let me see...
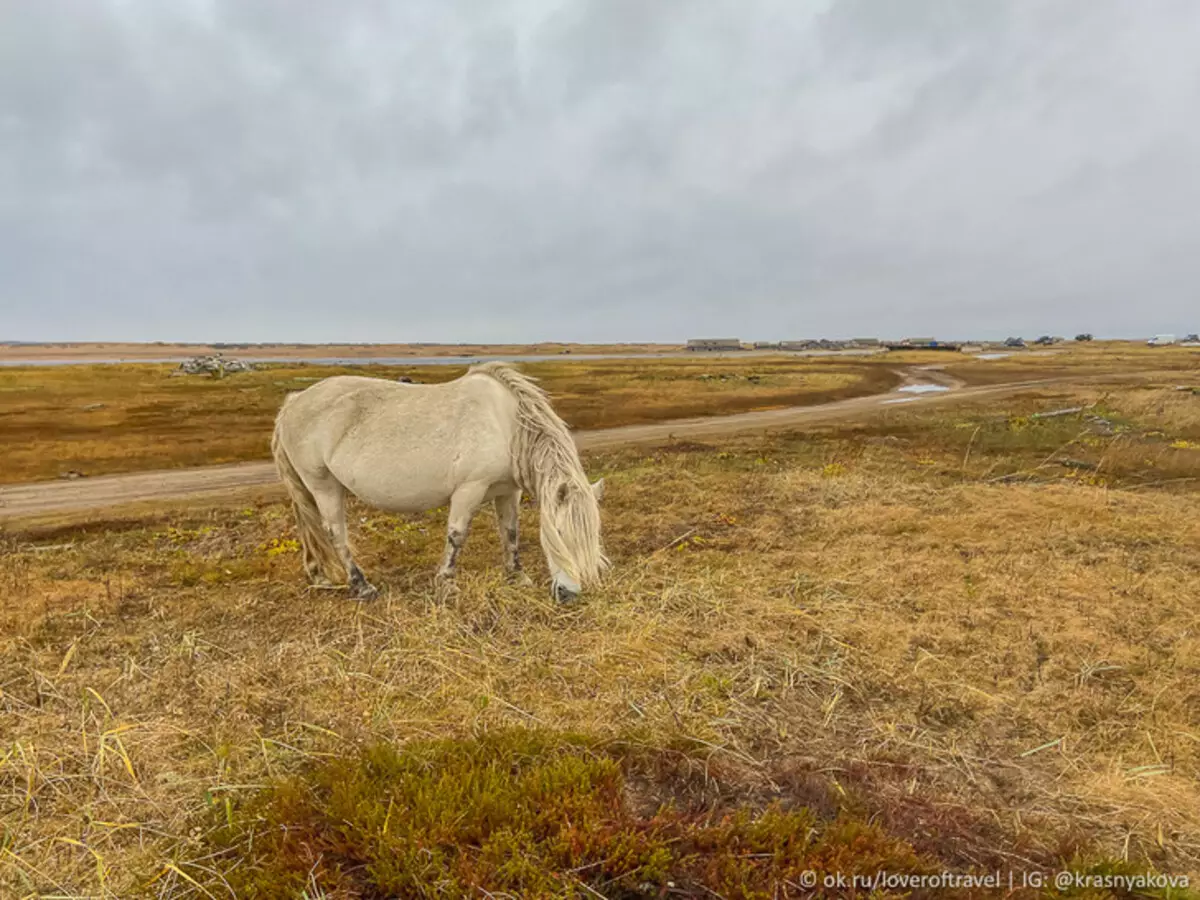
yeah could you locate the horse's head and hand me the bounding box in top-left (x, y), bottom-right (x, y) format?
top-left (540, 477), bottom-right (608, 603)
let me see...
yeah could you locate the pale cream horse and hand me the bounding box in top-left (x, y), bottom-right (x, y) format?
top-left (271, 362), bottom-right (607, 602)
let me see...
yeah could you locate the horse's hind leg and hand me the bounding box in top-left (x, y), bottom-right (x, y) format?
top-left (301, 539), bottom-right (333, 588)
top-left (494, 490), bottom-right (532, 586)
top-left (435, 481), bottom-right (489, 593)
top-left (311, 479), bottom-right (378, 601)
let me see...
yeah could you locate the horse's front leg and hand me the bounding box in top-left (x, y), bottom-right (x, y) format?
top-left (435, 482), bottom-right (489, 595)
top-left (495, 489), bottom-right (533, 587)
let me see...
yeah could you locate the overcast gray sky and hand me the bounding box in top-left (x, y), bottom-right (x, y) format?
top-left (2, 1), bottom-right (1199, 343)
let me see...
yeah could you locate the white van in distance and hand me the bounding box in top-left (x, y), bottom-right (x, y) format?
top-left (1147, 334), bottom-right (1176, 346)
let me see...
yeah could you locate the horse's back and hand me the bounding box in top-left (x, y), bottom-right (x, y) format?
top-left (284, 374), bottom-right (403, 409)
top-left (276, 375), bottom-right (395, 442)
top-left (276, 372), bottom-right (520, 512)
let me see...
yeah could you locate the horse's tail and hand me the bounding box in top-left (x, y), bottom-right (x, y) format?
top-left (469, 362), bottom-right (608, 586)
top-left (272, 396), bottom-right (343, 579)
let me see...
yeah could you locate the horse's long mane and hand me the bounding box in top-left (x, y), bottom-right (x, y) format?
top-left (469, 362), bottom-right (607, 586)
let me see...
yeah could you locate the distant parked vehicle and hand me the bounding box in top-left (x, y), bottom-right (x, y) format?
top-left (1147, 334), bottom-right (1176, 347)
top-left (1004, 337), bottom-right (1026, 348)
top-left (1075, 333), bottom-right (1094, 342)
top-left (687, 338), bottom-right (743, 352)
top-left (1033, 335), bottom-right (1054, 345)
top-left (1182, 333), bottom-right (1199, 343)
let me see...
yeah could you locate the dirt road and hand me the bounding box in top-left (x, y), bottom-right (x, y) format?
top-left (0, 370), bottom-right (1099, 521)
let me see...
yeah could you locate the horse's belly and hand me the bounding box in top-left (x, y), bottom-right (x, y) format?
top-left (353, 483), bottom-right (452, 515)
top-left (333, 456), bottom-right (507, 514)
top-left (325, 416), bottom-right (514, 514)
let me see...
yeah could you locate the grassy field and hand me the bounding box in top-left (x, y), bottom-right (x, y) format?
top-left (0, 357), bottom-right (900, 484)
top-left (2, 364), bottom-right (1199, 896)
top-left (3, 341), bottom-right (1197, 486)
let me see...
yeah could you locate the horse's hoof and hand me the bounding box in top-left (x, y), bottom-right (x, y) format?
top-left (553, 583), bottom-right (579, 605)
top-left (354, 583), bottom-right (380, 602)
top-left (508, 571), bottom-right (534, 588)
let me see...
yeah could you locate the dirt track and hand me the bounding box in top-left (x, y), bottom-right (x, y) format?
top-left (0, 370), bottom-right (1111, 522)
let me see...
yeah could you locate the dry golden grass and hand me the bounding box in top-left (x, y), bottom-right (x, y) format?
top-left (2, 376), bottom-right (1199, 896)
top-left (937, 341), bottom-right (1200, 386)
top-left (3, 341), bottom-right (1195, 485)
top-left (0, 358), bottom-right (897, 484)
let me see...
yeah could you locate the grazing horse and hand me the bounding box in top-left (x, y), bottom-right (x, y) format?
top-left (271, 362), bottom-right (607, 602)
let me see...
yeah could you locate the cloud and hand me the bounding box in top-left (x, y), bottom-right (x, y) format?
top-left (2, 0), bottom-right (1199, 342)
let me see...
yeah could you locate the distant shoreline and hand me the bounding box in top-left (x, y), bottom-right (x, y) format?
top-left (0, 339), bottom-right (1183, 366)
top-left (0, 342), bottom-right (678, 362)
top-left (0, 347), bottom-right (892, 368)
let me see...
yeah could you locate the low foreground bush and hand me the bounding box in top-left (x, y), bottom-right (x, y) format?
top-left (208, 729), bottom-right (1189, 899)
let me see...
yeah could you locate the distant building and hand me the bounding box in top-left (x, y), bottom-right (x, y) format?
top-left (752, 341), bottom-right (781, 350)
top-left (849, 337), bottom-right (880, 347)
top-left (687, 338), bottom-right (743, 351)
top-left (885, 337), bottom-right (962, 351)
top-left (779, 341), bottom-right (816, 351)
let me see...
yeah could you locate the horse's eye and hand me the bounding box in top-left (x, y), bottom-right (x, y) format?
top-left (557, 484), bottom-right (569, 504)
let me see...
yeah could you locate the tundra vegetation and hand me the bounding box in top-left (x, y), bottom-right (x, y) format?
top-left (1, 340), bottom-right (1193, 484)
top-left (1, 345), bottom-right (1199, 897)
top-left (0, 358), bottom-right (899, 484)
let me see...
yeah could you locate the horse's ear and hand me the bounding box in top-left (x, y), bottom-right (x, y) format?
top-left (591, 478), bottom-right (606, 502)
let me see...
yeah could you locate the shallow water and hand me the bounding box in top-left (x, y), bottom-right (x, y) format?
top-left (0, 352), bottom-right (679, 368)
top-left (896, 383), bottom-right (951, 394)
top-left (0, 348), bottom-right (890, 368)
